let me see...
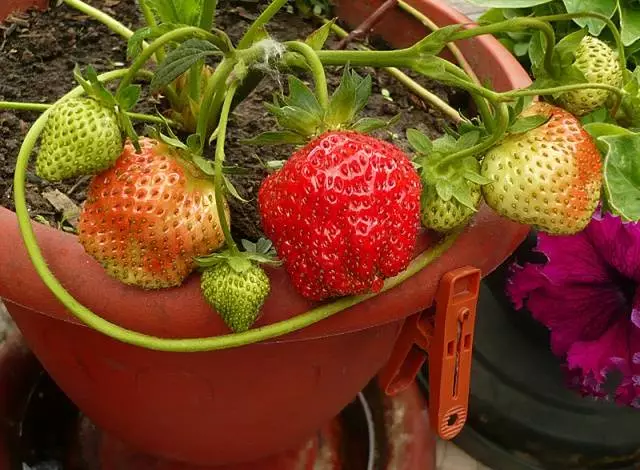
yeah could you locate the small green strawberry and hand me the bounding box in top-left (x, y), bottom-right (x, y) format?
top-left (558, 35), bottom-right (623, 116)
top-left (406, 128), bottom-right (487, 233)
top-left (201, 262), bottom-right (270, 333)
top-left (36, 64), bottom-right (142, 182)
top-left (36, 97), bottom-right (122, 181)
top-left (421, 182), bottom-right (481, 232)
top-left (197, 239), bottom-right (279, 332)
top-left (480, 102), bottom-right (602, 235)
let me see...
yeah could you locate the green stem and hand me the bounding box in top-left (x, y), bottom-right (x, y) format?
top-left (238, 0), bottom-right (289, 49)
top-left (189, 61), bottom-right (204, 102)
top-left (63, 0), bottom-right (136, 41)
top-left (200, 0), bottom-right (218, 31)
top-left (138, 0), bottom-right (166, 63)
top-left (213, 82), bottom-right (239, 255)
top-left (195, 59), bottom-right (236, 148)
top-left (284, 41), bottom-right (329, 110)
top-left (500, 83), bottom-right (624, 100)
top-left (316, 48), bottom-right (417, 68)
top-left (14, 79), bottom-right (460, 351)
top-left (442, 61), bottom-right (497, 132)
top-left (450, 18), bottom-right (556, 79)
top-left (435, 61), bottom-right (501, 103)
top-left (535, 12), bottom-right (626, 72)
top-left (325, 20), bottom-right (463, 124)
top-left (116, 26), bottom-right (215, 96)
top-left (501, 82), bottom-right (625, 116)
top-left (0, 101), bottom-right (181, 127)
top-left (397, 0), bottom-right (480, 86)
top-left (437, 103), bottom-right (510, 168)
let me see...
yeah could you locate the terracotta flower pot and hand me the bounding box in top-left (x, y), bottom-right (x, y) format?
top-left (0, 0), bottom-right (47, 20)
top-left (0, 0), bottom-right (531, 467)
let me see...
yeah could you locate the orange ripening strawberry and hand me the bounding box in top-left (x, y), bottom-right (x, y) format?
top-left (258, 131), bottom-right (422, 301)
top-left (78, 137), bottom-right (228, 289)
top-left (481, 102), bottom-right (602, 235)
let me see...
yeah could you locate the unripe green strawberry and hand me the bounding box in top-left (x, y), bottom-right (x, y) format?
top-left (421, 183), bottom-right (481, 233)
top-left (201, 262), bottom-right (270, 333)
top-left (481, 102), bottom-right (602, 235)
top-left (36, 97), bottom-right (123, 181)
top-left (558, 36), bottom-right (623, 116)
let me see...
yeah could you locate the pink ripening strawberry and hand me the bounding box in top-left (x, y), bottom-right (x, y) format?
top-left (258, 130), bottom-right (422, 301)
top-left (78, 137), bottom-right (228, 289)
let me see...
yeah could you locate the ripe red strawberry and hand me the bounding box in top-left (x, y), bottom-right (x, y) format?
top-left (258, 131), bottom-right (422, 301)
top-left (78, 137), bottom-right (228, 289)
top-left (481, 102), bottom-right (602, 235)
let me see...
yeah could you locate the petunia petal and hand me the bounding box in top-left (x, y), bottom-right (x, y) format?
top-left (586, 212), bottom-right (640, 283)
top-left (506, 230), bottom-right (626, 357)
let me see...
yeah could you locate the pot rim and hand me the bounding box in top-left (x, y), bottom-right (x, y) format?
top-left (0, 0), bottom-right (532, 344)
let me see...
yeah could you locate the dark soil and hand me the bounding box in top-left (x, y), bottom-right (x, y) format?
top-left (0, 0), bottom-right (463, 242)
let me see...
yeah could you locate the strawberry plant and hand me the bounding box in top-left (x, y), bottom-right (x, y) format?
top-left (6, 0), bottom-right (640, 352)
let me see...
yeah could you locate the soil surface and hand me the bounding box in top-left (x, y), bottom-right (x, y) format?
top-left (0, 0), bottom-right (463, 242)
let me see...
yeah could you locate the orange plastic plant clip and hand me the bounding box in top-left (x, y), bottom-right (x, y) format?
top-left (429, 266), bottom-right (480, 440)
top-left (377, 266), bottom-right (481, 441)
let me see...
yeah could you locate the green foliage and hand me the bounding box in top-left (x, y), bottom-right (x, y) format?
top-left (472, 0), bottom-right (640, 67)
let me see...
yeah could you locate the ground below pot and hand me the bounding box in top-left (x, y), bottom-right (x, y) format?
top-left (0, 332), bottom-right (435, 470)
top-left (419, 233), bottom-right (640, 470)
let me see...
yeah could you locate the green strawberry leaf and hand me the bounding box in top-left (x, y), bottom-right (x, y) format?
top-left (562, 0), bottom-right (617, 36)
top-left (116, 85), bottom-right (141, 112)
top-left (305, 19), bottom-right (335, 50)
top-left (580, 107), bottom-right (616, 125)
top-left (528, 32), bottom-right (545, 75)
top-left (150, 38), bottom-right (221, 91)
top-left (354, 73), bottom-right (373, 115)
top-left (432, 134), bottom-right (458, 155)
top-left (159, 131), bottom-right (188, 150)
top-left (192, 154), bottom-right (215, 176)
top-left (412, 57), bottom-right (450, 81)
top-left (450, 178), bottom-right (479, 211)
top-left (145, 0), bottom-right (215, 27)
top-left (435, 179), bottom-right (453, 201)
top-left (256, 237), bottom-right (274, 254)
top-left (242, 130), bottom-right (307, 146)
top-left (265, 103), bottom-right (322, 136)
top-left (462, 168), bottom-right (492, 185)
top-left (283, 75), bottom-right (323, 116)
top-left (600, 132), bottom-right (640, 221)
top-left (620, 1), bottom-right (640, 47)
top-left (454, 130), bottom-right (480, 150)
top-left (118, 113), bottom-right (141, 153)
top-left (224, 175), bottom-right (249, 203)
top-left (72, 64), bottom-right (93, 96)
top-left (186, 133), bottom-right (202, 154)
top-left (407, 128), bottom-right (433, 155)
top-left (465, 0), bottom-right (553, 6)
top-left (326, 66), bottom-right (365, 127)
top-left (227, 255), bottom-right (253, 273)
top-left (127, 23), bottom-right (185, 59)
top-left (509, 114), bottom-right (549, 134)
top-left (584, 122), bottom-right (633, 141)
top-left (554, 28), bottom-right (588, 68)
top-left (351, 114), bottom-right (400, 133)
top-left (413, 25), bottom-right (465, 56)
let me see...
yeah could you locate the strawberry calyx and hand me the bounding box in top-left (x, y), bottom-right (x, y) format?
top-left (73, 64), bottom-right (142, 152)
top-left (243, 65), bottom-right (399, 146)
top-left (408, 127), bottom-right (490, 212)
top-left (196, 237), bottom-right (282, 271)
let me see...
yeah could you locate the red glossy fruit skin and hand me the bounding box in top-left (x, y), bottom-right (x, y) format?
top-left (78, 138), bottom-right (227, 289)
top-left (258, 131), bottom-right (422, 301)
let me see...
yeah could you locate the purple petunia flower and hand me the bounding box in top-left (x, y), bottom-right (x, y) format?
top-left (507, 209), bottom-right (640, 407)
